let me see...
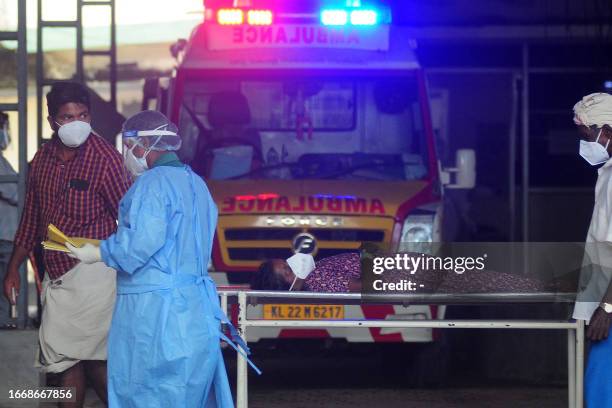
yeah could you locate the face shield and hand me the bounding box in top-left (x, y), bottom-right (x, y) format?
top-left (121, 126), bottom-right (180, 176)
top-left (121, 111), bottom-right (182, 176)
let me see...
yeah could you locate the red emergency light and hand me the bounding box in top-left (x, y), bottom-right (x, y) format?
top-left (235, 193), bottom-right (280, 201)
top-left (216, 8), bottom-right (273, 25)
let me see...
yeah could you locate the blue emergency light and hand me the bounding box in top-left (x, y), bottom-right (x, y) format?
top-left (320, 4), bottom-right (387, 26)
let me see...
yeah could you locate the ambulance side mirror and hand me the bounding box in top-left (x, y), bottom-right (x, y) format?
top-left (440, 149), bottom-right (476, 189)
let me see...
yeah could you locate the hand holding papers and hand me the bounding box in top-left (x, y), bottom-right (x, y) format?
top-left (42, 224), bottom-right (100, 253)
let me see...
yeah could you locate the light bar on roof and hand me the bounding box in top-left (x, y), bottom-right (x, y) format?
top-left (247, 9), bottom-right (273, 25)
top-left (350, 9), bottom-right (378, 25)
top-left (321, 9), bottom-right (348, 26)
top-left (217, 8), bottom-right (244, 25)
top-left (321, 8), bottom-right (383, 26)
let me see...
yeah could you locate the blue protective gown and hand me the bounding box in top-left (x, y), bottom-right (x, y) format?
top-left (100, 157), bottom-right (246, 408)
top-left (585, 327), bottom-right (612, 407)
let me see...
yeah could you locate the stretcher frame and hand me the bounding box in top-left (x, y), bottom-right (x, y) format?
top-left (218, 290), bottom-right (584, 408)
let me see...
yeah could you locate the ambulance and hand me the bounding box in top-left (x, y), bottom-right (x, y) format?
top-left (144, 0), bottom-right (476, 348)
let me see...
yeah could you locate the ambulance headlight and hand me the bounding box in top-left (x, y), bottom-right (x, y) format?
top-left (400, 214), bottom-right (434, 254)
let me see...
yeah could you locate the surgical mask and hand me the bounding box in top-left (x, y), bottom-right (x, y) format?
top-left (56, 120), bottom-right (91, 148)
top-left (124, 144), bottom-right (150, 177)
top-left (287, 253), bottom-right (316, 291)
top-left (580, 129), bottom-right (610, 166)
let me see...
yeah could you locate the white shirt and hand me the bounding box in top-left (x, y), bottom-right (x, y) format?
top-left (0, 154), bottom-right (18, 242)
top-left (572, 159), bottom-right (612, 322)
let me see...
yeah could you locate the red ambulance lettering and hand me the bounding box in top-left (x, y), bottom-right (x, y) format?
top-left (238, 199), bottom-right (255, 212)
top-left (327, 198), bottom-right (342, 212)
top-left (347, 30), bottom-right (360, 44)
top-left (232, 27), bottom-right (243, 43)
top-left (261, 26), bottom-right (273, 43)
top-left (330, 29), bottom-right (345, 44)
top-left (275, 27), bottom-right (288, 43)
top-left (257, 197), bottom-right (274, 211)
top-left (222, 197), bottom-right (236, 212)
top-left (292, 196), bottom-right (306, 211)
top-left (245, 27), bottom-right (257, 43)
top-left (346, 198), bottom-right (367, 213)
top-left (275, 196), bottom-right (291, 212)
top-left (302, 27), bottom-right (315, 44)
top-left (317, 28), bottom-right (328, 43)
top-left (369, 199), bottom-right (385, 214)
top-left (308, 196), bottom-right (324, 212)
top-left (290, 27), bottom-right (300, 44)
top-left (222, 196), bottom-right (386, 214)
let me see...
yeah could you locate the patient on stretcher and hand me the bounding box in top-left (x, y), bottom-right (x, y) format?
top-left (251, 252), bottom-right (548, 293)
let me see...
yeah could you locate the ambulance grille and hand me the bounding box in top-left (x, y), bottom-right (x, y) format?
top-left (227, 248), bottom-right (354, 262)
top-left (224, 228), bottom-right (385, 262)
top-left (225, 228), bottom-right (385, 242)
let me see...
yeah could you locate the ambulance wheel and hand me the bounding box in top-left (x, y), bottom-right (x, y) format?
top-left (408, 338), bottom-right (450, 387)
top-left (380, 337), bottom-right (449, 387)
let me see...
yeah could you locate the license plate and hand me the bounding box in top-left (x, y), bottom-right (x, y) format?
top-left (263, 304), bottom-right (345, 320)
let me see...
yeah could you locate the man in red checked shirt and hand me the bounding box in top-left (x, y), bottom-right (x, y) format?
top-left (2, 82), bottom-right (130, 407)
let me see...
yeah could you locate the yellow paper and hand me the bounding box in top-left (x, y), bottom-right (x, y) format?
top-left (47, 224), bottom-right (78, 247)
top-left (42, 241), bottom-right (71, 253)
top-left (42, 224), bottom-right (100, 253)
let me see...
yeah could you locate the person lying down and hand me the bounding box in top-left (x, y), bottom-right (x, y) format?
top-left (250, 252), bottom-right (548, 293)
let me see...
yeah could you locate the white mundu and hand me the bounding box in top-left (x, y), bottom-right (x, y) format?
top-left (573, 159), bottom-right (612, 323)
top-left (36, 262), bottom-right (116, 373)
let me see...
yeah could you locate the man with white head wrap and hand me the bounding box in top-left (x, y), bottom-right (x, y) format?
top-left (574, 93), bottom-right (612, 128)
top-left (571, 92), bottom-right (612, 407)
top-left (68, 110), bottom-right (259, 407)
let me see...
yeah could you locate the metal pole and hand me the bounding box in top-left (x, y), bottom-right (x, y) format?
top-left (17, 0), bottom-right (28, 329)
top-left (76, 0), bottom-right (84, 82)
top-left (236, 291), bottom-right (248, 408)
top-left (221, 293), bottom-right (228, 317)
top-left (110, 0), bottom-right (117, 109)
top-left (568, 328), bottom-right (576, 408)
top-left (521, 43), bottom-right (530, 243)
top-left (576, 320), bottom-right (584, 408)
top-left (36, 0), bottom-right (43, 148)
top-left (509, 74), bottom-right (518, 242)
top-left (245, 319), bottom-right (577, 329)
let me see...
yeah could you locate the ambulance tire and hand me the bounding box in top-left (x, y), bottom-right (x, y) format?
top-left (408, 338), bottom-right (450, 387)
top-left (380, 337), bottom-right (449, 387)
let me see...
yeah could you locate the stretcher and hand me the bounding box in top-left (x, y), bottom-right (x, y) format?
top-left (218, 290), bottom-right (584, 408)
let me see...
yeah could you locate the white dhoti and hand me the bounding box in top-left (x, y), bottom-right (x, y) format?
top-left (36, 262), bottom-right (116, 373)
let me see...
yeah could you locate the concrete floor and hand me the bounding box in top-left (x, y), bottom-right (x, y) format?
top-left (0, 330), bottom-right (104, 408)
top-left (0, 330), bottom-right (567, 408)
top-left (249, 388), bottom-right (566, 408)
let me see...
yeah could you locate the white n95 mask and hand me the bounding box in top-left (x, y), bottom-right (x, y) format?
top-left (57, 120), bottom-right (91, 148)
top-left (580, 129), bottom-right (610, 166)
top-left (286, 253), bottom-right (316, 291)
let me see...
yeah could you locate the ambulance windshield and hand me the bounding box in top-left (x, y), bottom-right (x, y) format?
top-left (179, 76), bottom-right (429, 181)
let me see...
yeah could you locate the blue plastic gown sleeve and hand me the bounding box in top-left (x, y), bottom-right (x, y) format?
top-left (100, 181), bottom-right (168, 274)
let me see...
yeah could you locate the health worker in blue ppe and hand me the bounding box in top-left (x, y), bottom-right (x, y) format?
top-left (67, 110), bottom-right (260, 408)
